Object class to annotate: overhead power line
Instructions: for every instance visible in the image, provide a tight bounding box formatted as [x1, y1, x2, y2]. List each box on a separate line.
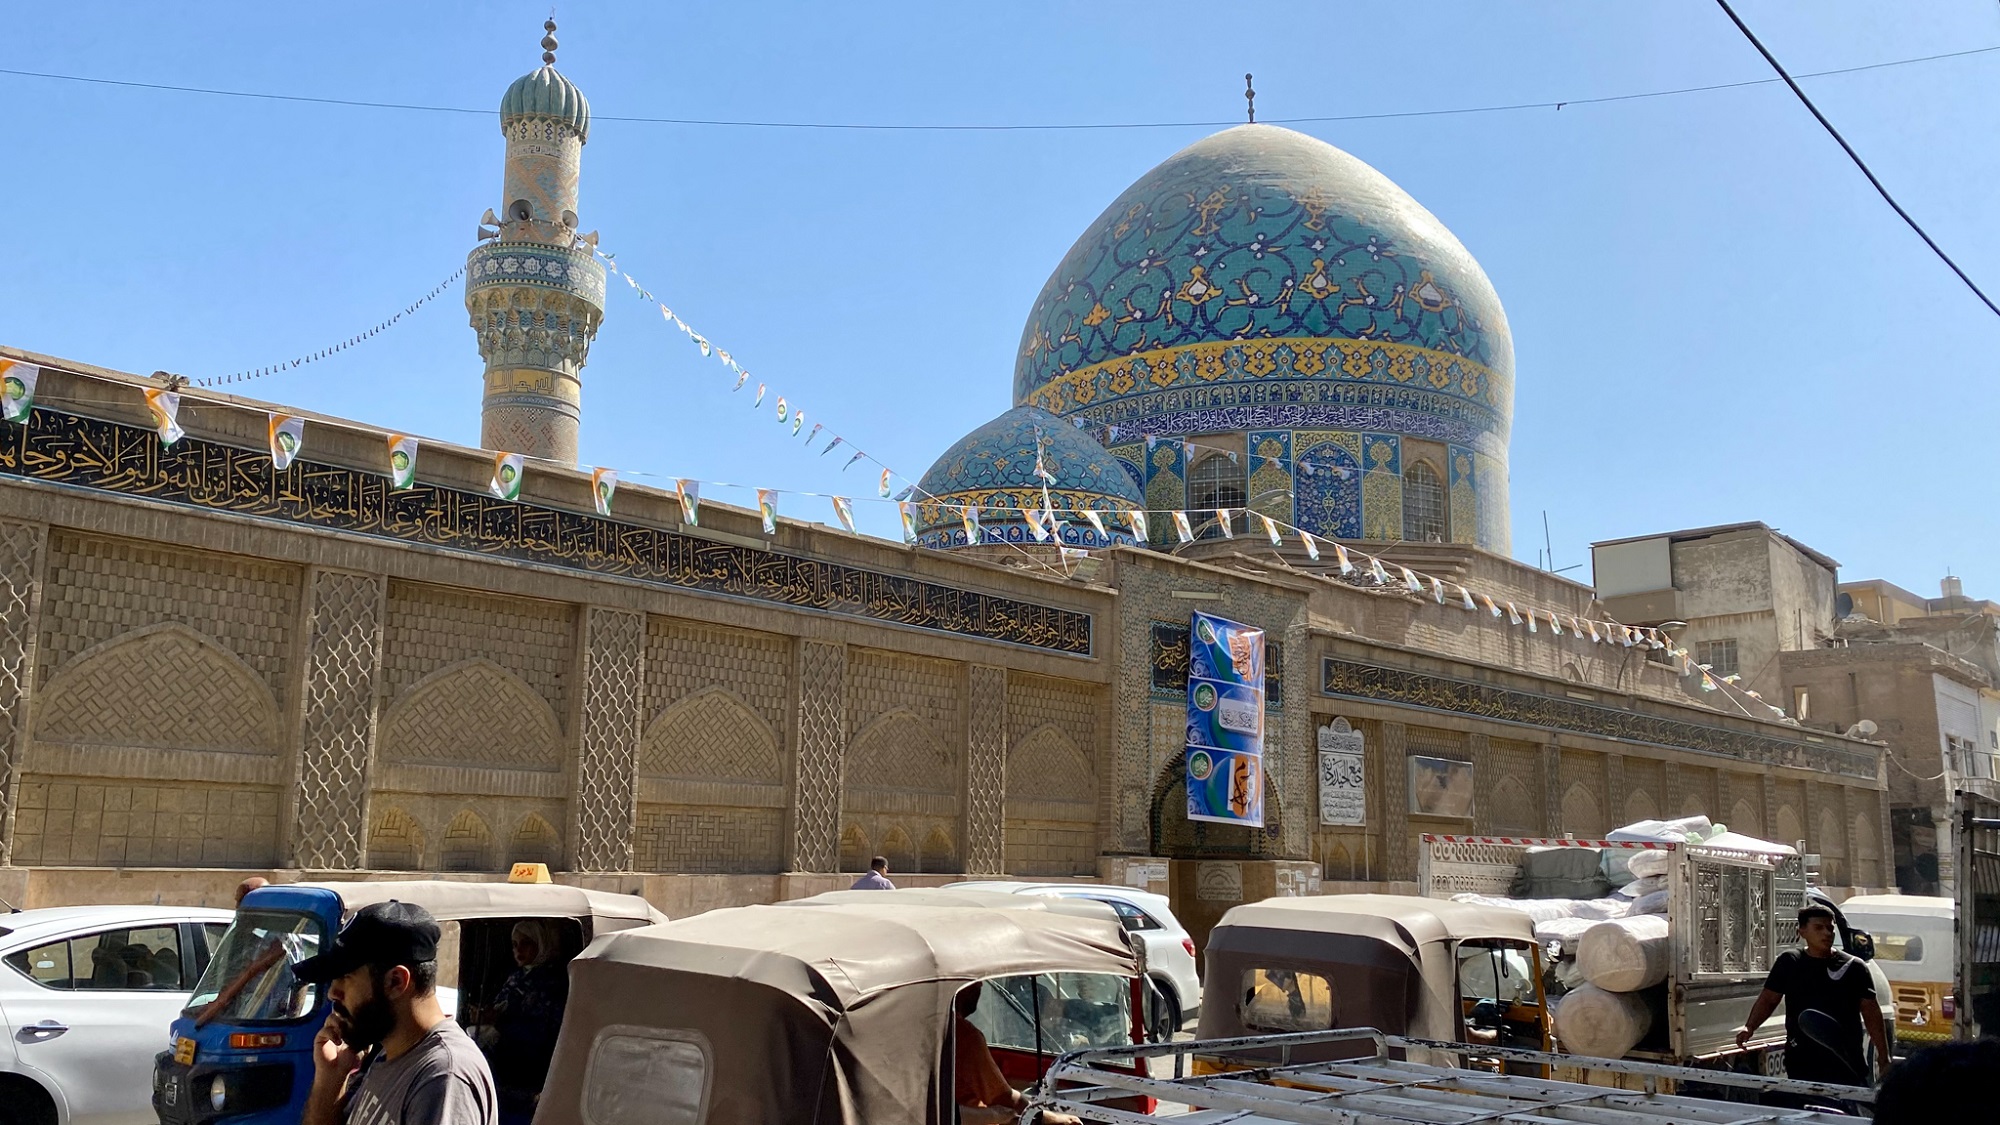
[1, 42, 1996, 131]
[1715, 0, 2000, 320]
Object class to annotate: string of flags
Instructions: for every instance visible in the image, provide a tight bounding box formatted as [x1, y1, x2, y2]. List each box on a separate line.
[192, 267, 467, 388]
[603, 259, 1359, 489]
[587, 258, 1793, 721]
[4, 265, 1789, 727]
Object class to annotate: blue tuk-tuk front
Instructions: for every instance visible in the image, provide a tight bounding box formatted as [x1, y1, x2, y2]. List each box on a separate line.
[151, 878, 663, 1125]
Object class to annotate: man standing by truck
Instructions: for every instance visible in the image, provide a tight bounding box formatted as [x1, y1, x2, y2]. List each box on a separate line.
[1734, 903, 1891, 1091]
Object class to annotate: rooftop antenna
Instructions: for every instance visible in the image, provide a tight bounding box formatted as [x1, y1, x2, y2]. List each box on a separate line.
[1244, 73, 1256, 123]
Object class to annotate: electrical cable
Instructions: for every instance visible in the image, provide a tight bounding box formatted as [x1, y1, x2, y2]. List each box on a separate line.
[0, 42, 1995, 131]
[1714, 0, 2000, 320]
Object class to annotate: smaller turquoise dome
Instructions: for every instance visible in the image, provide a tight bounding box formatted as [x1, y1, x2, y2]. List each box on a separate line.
[501, 66, 591, 141]
[914, 406, 1143, 550]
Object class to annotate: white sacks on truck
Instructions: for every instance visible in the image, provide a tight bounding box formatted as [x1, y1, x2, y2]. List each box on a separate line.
[1553, 982, 1654, 1059]
[1575, 914, 1671, 992]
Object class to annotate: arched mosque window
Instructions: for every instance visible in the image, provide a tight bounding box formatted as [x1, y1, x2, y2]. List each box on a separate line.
[1188, 453, 1247, 539]
[1404, 461, 1445, 543]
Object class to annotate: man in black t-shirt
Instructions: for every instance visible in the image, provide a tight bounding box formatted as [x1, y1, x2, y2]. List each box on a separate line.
[1734, 903, 1890, 1089]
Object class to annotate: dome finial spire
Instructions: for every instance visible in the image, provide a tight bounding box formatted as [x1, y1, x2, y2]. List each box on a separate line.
[1244, 73, 1256, 123]
[541, 15, 559, 66]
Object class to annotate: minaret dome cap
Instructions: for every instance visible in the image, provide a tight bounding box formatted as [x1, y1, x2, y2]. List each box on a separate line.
[500, 20, 591, 141]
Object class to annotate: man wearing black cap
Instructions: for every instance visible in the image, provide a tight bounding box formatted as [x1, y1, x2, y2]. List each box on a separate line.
[297, 901, 497, 1125]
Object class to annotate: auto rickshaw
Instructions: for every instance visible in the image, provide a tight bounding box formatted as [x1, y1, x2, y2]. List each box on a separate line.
[1838, 893, 1956, 1050]
[152, 877, 665, 1125]
[535, 887, 1157, 1125]
[1194, 894, 1547, 1070]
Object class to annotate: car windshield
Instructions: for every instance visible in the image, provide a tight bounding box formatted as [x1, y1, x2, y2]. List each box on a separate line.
[186, 909, 325, 1023]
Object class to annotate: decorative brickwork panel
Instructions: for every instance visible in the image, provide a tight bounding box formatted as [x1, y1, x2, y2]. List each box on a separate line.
[39, 532, 299, 697]
[791, 641, 845, 872]
[0, 520, 43, 865]
[965, 665, 1007, 876]
[645, 617, 790, 733]
[439, 809, 496, 872]
[634, 688, 786, 874]
[1007, 674, 1101, 763]
[512, 813, 561, 868]
[636, 806, 785, 874]
[32, 625, 277, 754]
[294, 571, 384, 869]
[844, 649, 964, 872]
[12, 776, 279, 867]
[572, 608, 643, 872]
[379, 660, 563, 770]
[1381, 723, 1410, 877]
[383, 581, 575, 724]
[1491, 738, 1544, 834]
[641, 690, 783, 785]
[1004, 725, 1097, 877]
[368, 805, 425, 870]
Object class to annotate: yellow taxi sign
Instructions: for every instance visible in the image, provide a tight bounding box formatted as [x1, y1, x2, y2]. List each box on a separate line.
[173, 1037, 197, 1066]
[507, 862, 552, 884]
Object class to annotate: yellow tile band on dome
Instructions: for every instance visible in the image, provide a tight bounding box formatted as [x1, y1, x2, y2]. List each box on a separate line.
[1021, 335, 1507, 416]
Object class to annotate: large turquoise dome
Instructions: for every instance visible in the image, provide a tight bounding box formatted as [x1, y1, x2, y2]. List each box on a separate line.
[1012, 124, 1514, 552]
[913, 406, 1142, 550]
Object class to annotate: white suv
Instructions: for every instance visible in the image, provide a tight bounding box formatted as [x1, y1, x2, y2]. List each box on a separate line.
[946, 881, 1201, 1039]
[1, 904, 235, 1125]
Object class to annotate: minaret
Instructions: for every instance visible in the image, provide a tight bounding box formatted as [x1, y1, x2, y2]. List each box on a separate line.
[466, 18, 606, 464]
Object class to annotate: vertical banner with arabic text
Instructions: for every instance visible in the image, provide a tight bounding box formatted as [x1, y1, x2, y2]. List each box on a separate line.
[1185, 610, 1265, 826]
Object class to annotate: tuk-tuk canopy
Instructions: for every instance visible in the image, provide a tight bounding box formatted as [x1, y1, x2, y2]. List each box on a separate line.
[280, 879, 665, 928]
[1215, 893, 1536, 959]
[1197, 894, 1536, 1047]
[537, 889, 1138, 1125]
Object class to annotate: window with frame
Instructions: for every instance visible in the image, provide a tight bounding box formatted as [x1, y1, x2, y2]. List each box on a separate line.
[1402, 460, 1446, 542]
[4, 925, 186, 990]
[1239, 968, 1334, 1032]
[1695, 639, 1739, 678]
[1084, 898, 1163, 932]
[1188, 454, 1246, 540]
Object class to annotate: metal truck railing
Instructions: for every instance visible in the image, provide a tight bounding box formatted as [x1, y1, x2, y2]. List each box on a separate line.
[1028, 1029, 1872, 1123]
[1418, 833, 1801, 1060]
[1957, 789, 2000, 1040]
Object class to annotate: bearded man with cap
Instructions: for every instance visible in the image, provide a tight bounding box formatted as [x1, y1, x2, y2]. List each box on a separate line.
[297, 901, 497, 1125]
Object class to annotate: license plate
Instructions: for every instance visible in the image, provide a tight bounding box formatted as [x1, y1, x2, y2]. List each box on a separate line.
[173, 1037, 197, 1065]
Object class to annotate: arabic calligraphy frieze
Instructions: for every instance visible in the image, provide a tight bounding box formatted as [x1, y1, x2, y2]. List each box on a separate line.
[1320, 657, 1877, 781]
[0, 409, 1092, 655]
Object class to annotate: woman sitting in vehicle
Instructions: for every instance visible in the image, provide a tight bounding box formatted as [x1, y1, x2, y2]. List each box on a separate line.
[466, 919, 571, 1125]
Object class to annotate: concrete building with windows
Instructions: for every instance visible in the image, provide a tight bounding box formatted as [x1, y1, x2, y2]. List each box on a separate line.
[1783, 575, 2000, 894]
[1591, 522, 1839, 704]
[0, 27, 1892, 923]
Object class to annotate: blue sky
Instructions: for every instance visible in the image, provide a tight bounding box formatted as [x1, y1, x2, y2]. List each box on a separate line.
[8, 2, 1999, 599]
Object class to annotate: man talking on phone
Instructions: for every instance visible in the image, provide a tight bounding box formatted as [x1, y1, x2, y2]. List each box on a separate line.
[297, 901, 497, 1125]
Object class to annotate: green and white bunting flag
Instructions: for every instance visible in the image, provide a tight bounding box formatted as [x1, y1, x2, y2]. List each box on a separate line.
[898, 501, 917, 542]
[490, 452, 524, 501]
[878, 468, 892, 499]
[962, 505, 981, 543]
[387, 434, 418, 490]
[0, 360, 38, 423]
[1128, 510, 1148, 541]
[831, 495, 856, 533]
[757, 488, 778, 534]
[144, 388, 184, 446]
[268, 413, 304, 470]
[1172, 511, 1194, 543]
[676, 479, 700, 526]
[592, 468, 617, 516]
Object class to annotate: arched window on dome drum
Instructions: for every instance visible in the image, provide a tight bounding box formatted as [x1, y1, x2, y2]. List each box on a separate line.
[1188, 453, 1247, 540]
[1403, 460, 1446, 543]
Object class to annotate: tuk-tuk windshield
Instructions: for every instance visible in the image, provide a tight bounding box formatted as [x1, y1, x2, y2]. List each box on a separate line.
[969, 972, 1135, 1054]
[185, 909, 326, 1023]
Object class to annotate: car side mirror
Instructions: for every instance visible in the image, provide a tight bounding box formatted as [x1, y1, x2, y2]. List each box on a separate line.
[1847, 929, 1876, 962]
